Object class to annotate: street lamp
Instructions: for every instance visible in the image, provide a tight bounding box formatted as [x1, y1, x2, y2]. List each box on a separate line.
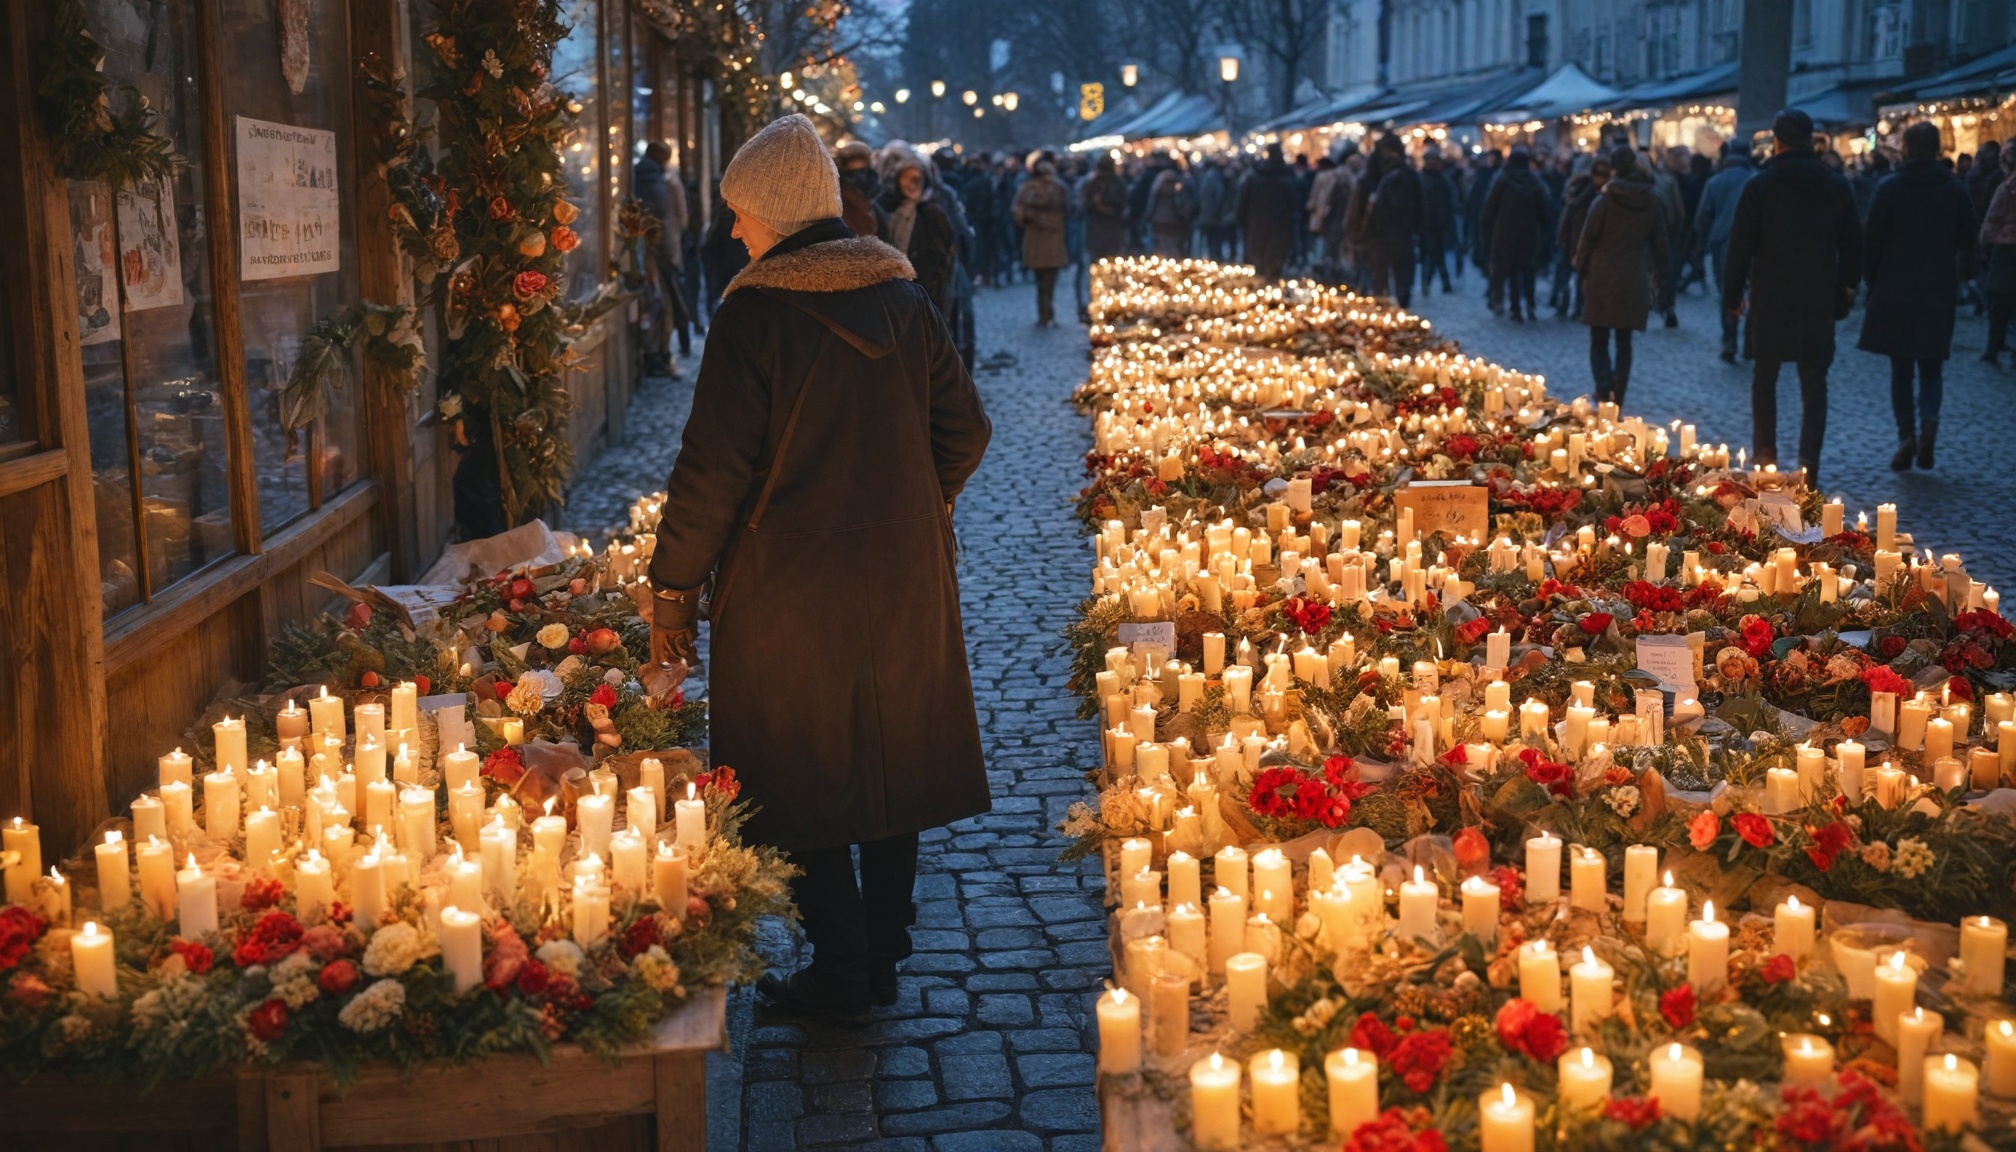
[1002, 91, 1019, 112]
[1218, 53, 1241, 144]
[990, 93, 1002, 107]
[1121, 63, 1139, 87]
[931, 79, 946, 98]
[895, 88, 911, 103]
[1218, 54, 1240, 83]
[962, 89, 978, 105]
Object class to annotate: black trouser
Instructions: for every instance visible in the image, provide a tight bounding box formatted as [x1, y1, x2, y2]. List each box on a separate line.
[1988, 290, 2016, 357]
[1709, 241, 1737, 357]
[1418, 235, 1452, 292]
[1367, 248, 1414, 307]
[1751, 356, 1831, 472]
[649, 247, 694, 360]
[1590, 327, 1634, 405]
[1034, 267, 1060, 323]
[790, 832, 920, 982]
[1888, 356, 1943, 440]
[1490, 267, 1535, 316]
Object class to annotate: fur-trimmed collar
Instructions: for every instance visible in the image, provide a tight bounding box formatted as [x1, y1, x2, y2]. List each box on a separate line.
[726, 235, 916, 296]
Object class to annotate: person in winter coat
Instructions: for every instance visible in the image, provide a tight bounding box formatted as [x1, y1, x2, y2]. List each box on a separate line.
[1128, 154, 1165, 253]
[1350, 135, 1424, 306]
[1982, 146, 2016, 367]
[1967, 141, 2005, 318]
[876, 146, 959, 323]
[1464, 149, 1501, 273]
[1480, 148, 1549, 321]
[1307, 157, 1346, 277]
[1694, 142, 1755, 362]
[1238, 143, 1302, 281]
[1857, 121, 1975, 471]
[1147, 164, 1199, 257]
[1647, 151, 1687, 326]
[1722, 109, 1862, 485]
[646, 114, 991, 1021]
[835, 141, 889, 242]
[1197, 158, 1237, 262]
[1555, 158, 1611, 320]
[634, 141, 694, 374]
[1012, 159, 1071, 325]
[957, 155, 999, 285]
[1417, 148, 1458, 294]
[1574, 149, 1668, 406]
[1082, 155, 1131, 263]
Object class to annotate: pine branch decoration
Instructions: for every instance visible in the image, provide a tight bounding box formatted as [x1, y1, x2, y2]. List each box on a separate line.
[35, 0, 178, 190]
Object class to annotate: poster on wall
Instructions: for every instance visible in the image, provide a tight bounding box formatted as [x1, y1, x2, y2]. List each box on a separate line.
[115, 176, 185, 311]
[236, 116, 341, 281]
[68, 183, 121, 346]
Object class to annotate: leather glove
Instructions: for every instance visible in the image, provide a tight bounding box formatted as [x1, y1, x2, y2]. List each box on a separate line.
[648, 582, 702, 671]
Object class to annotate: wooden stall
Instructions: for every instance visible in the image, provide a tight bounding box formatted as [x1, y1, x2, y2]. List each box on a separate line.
[0, 0, 713, 858]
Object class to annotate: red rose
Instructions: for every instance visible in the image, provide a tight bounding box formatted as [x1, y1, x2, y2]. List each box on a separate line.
[1579, 612, 1614, 635]
[1946, 676, 1975, 703]
[551, 226, 580, 253]
[1646, 508, 1679, 533]
[1247, 765, 1306, 820]
[590, 683, 618, 708]
[1878, 634, 1907, 659]
[1494, 998, 1568, 1062]
[568, 635, 588, 655]
[1350, 1011, 1400, 1058]
[1861, 665, 1911, 697]
[1805, 820, 1854, 872]
[516, 957, 551, 995]
[1775, 1088, 1837, 1144]
[489, 196, 514, 220]
[1604, 1096, 1662, 1130]
[1344, 1109, 1448, 1152]
[0, 906, 46, 971]
[508, 577, 536, 600]
[1741, 616, 1776, 658]
[620, 915, 663, 959]
[495, 681, 514, 699]
[1659, 984, 1696, 1029]
[232, 910, 305, 967]
[585, 627, 622, 655]
[249, 998, 291, 1042]
[169, 939, 214, 974]
[1733, 813, 1776, 848]
[1387, 1029, 1453, 1092]
[318, 959, 358, 996]
[513, 270, 549, 298]
[1760, 953, 1798, 984]
[241, 875, 285, 911]
[484, 746, 526, 785]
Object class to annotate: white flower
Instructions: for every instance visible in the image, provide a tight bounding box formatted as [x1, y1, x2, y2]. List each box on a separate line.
[362, 922, 437, 976]
[523, 668, 564, 699]
[1601, 786, 1641, 818]
[506, 680, 544, 715]
[535, 939, 585, 978]
[480, 49, 503, 78]
[634, 945, 681, 992]
[1893, 837, 1935, 879]
[277, 975, 320, 1010]
[604, 667, 626, 685]
[537, 623, 570, 650]
[271, 951, 315, 984]
[338, 979, 406, 1033]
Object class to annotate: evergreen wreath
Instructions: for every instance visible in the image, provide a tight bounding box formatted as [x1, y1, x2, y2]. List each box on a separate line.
[35, 0, 178, 190]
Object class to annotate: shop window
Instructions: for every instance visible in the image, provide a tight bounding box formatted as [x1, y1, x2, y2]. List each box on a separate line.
[220, 0, 362, 535]
[73, 0, 231, 617]
[555, 0, 606, 300]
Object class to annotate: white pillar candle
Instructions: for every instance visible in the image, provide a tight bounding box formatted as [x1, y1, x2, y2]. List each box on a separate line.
[363, 779, 396, 838]
[571, 875, 611, 947]
[1524, 832, 1561, 904]
[1121, 868, 1162, 911]
[70, 920, 118, 998]
[1119, 836, 1153, 879]
[212, 716, 247, 775]
[350, 848, 385, 930]
[1520, 698, 1550, 739]
[390, 681, 418, 732]
[309, 687, 345, 743]
[1837, 739, 1865, 799]
[1397, 865, 1438, 942]
[1479, 1083, 1535, 1152]
[1763, 767, 1800, 813]
[1097, 986, 1142, 1073]
[1898, 1007, 1943, 1103]
[1213, 845, 1249, 903]
[1461, 874, 1499, 944]
[1225, 951, 1268, 1031]
[1189, 1053, 1242, 1151]
[1924, 716, 1955, 767]
[576, 792, 615, 862]
[1569, 946, 1613, 1034]
[1123, 933, 1167, 1000]
[202, 770, 239, 841]
[1249, 1050, 1300, 1135]
[1563, 704, 1596, 757]
[241, 763, 278, 813]
[674, 784, 707, 857]
[1899, 697, 1932, 751]
[1774, 894, 1815, 964]
[1647, 1043, 1704, 1121]
[626, 786, 658, 843]
[93, 831, 130, 910]
[1620, 845, 1656, 924]
[1872, 950, 1918, 1045]
[1569, 847, 1605, 913]
[1326, 1047, 1379, 1136]
[176, 855, 217, 937]
[611, 829, 647, 894]
[1557, 1047, 1612, 1110]
[1986, 1020, 2016, 1097]
[1519, 940, 1562, 1012]
[1167, 902, 1207, 979]
[1688, 901, 1730, 992]
[1167, 851, 1202, 912]
[1243, 912, 1283, 965]
[653, 843, 688, 913]
[158, 748, 194, 790]
[1874, 764, 1908, 809]
[136, 837, 175, 919]
[244, 808, 281, 871]
[439, 905, 482, 994]
[1923, 1054, 1979, 1134]
[1253, 849, 1292, 922]
[399, 787, 436, 860]
[1962, 916, 2008, 996]
[1646, 873, 1687, 954]
[1781, 1034, 1834, 1084]
[295, 850, 333, 923]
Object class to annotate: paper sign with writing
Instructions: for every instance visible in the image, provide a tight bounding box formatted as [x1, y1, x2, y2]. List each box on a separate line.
[236, 117, 341, 280]
[1117, 621, 1177, 665]
[1394, 481, 1489, 543]
[1635, 634, 1698, 697]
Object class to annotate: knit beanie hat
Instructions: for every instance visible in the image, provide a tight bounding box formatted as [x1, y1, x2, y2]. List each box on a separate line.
[720, 114, 842, 236]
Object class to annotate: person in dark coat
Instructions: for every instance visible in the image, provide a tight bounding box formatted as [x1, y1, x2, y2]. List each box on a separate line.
[1465, 149, 1502, 274]
[1238, 143, 1301, 281]
[1012, 159, 1071, 325]
[1481, 148, 1548, 321]
[1574, 149, 1668, 406]
[1350, 134, 1423, 306]
[876, 146, 959, 322]
[1982, 146, 2016, 368]
[1147, 163, 1199, 257]
[835, 141, 890, 242]
[647, 115, 991, 1021]
[1081, 155, 1130, 262]
[1694, 142, 1755, 362]
[1722, 109, 1862, 485]
[1129, 153, 1165, 253]
[1858, 121, 1976, 470]
[1417, 148, 1458, 294]
[957, 155, 998, 285]
[1197, 158, 1237, 262]
[634, 141, 695, 374]
[1556, 158, 1611, 321]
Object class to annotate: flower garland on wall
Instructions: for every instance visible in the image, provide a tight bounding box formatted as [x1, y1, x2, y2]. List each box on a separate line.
[34, 0, 178, 190]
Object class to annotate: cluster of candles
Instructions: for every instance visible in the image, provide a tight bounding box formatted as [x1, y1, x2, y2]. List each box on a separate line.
[2, 691, 713, 999]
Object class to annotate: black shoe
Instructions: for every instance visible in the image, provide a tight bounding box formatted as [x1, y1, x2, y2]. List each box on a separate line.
[1982, 350, 2002, 368]
[1718, 350, 1736, 365]
[870, 962, 899, 1007]
[757, 966, 872, 1023]
[1917, 421, 1938, 469]
[1799, 461, 1819, 489]
[1891, 436, 1917, 471]
[1664, 311, 1678, 329]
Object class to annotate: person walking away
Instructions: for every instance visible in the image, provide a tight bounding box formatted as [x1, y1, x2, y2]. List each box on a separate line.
[1467, 149, 1503, 283]
[1722, 109, 1862, 486]
[957, 155, 998, 286]
[1306, 157, 1345, 278]
[1237, 143, 1301, 282]
[1680, 150, 1712, 292]
[1148, 162, 1199, 257]
[876, 146, 959, 324]
[835, 141, 889, 241]
[1197, 158, 1236, 262]
[646, 114, 992, 1021]
[1418, 148, 1458, 294]
[1694, 141, 1754, 363]
[1556, 157, 1611, 320]
[1648, 149, 1687, 326]
[1966, 141, 2004, 317]
[634, 141, 693, 376]
[1857, 121, 1974, 470]
[1574, 148, 1667, 407]
[1013, 158, 1070, 325]
[1481, 148, 1548, 321]
[1082, 155, 1130, 264]
[1354, 134, 1423, 306]
[1324, 150, 1359, 285]
[1981, 146, 2016, 368]
[1129, 153, 1165, 254]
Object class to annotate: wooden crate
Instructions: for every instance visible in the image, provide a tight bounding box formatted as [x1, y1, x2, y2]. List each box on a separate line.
[0, 986, 725, 1152]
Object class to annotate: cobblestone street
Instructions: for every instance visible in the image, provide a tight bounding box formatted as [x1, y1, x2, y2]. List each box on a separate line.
[1402, 262, 2016, 590]
[565, 281, 1108, 1151]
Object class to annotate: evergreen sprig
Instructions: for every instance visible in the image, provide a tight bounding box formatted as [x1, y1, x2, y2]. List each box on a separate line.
[35, 0, 178, 190]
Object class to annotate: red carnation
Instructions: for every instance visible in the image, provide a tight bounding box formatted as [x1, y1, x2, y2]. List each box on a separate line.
[1760, 953, 1798, 984]
[1579, 612, 1614, 635]
[1775, 1087, 1838, 1144]
[1805, 820, 1854, 872]
[495, 681, 514, 699]
[1733, 813, 1776, 848]
[484, 746, 526, 785]
[1659, 984, 1696, 1029]
[620, 915, 663, 959]
[1861, 665, 1911, 696]
[249, 997, 291, 1042]
[1455, 617, 1493, 646]
[169, 939, 214, 974]
[1344, 1109, 1448, 1152]
[508, 577, 536, 600]
[0, 906, 46, 971]
[1388, 1029, 1454, 1092]
[513, 270, 549, 298]
[1878, 634, 1908, 659]
[1494, 998, 1568, 1062]
[1604, 1096, 1662, 1130]
[1946, 676, 1975, 703]
[515, 957, 551, 995]
[317, 959, 358, 996]
[589, 683, 618, 708]
[1741, 616, 1776, 658]
[1349, 1010, 1400, 1058]
[232, 910, 305, 967]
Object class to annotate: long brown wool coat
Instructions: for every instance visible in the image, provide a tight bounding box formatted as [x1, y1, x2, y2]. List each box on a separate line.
[648, 219, 993, 851]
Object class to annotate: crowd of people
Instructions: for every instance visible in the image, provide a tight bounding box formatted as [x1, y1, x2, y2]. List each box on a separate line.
[629, 112, 2016, 487]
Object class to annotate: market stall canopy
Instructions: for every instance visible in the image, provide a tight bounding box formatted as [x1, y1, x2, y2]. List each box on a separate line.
[1601, 61, 1740, 114]
[1789, 77, 1903, 127]
[1252, 84, 1386, 134]
[1400, 66, 1547, 128]
[1482, 65, 1622, 123]
[1882, 43, 2016, 105]
[1072, 89, 1226, 148]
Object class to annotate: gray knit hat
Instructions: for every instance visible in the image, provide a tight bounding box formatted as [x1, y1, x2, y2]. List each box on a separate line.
[720, 114, 842, 236]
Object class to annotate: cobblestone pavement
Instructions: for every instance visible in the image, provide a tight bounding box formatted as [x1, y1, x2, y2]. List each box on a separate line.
[1404, 263, 2016, 589]
[564, 282, 1108, 1151]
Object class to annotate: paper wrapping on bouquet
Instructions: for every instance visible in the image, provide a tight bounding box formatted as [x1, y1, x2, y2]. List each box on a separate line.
[418, 519, 580, 587]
